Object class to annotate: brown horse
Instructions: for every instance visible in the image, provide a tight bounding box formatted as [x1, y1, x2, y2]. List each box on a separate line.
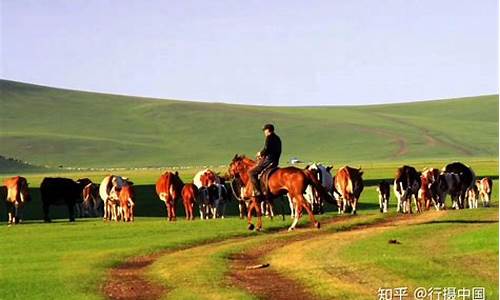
[229, 154, 334, 231]
[156, 171, 184, 221]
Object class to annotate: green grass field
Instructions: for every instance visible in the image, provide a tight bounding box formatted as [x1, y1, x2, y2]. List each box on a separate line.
[0, 80, 498, 168]
[0, 166, 497, 299]
[0, 80, 498, 299]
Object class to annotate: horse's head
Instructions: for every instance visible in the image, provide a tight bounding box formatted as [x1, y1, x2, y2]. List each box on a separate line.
[229, 154, 244, 178]
[228, 154, 255, 182]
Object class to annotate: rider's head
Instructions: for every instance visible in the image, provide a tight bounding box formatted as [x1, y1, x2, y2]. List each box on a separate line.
[262, 124, 274, 136]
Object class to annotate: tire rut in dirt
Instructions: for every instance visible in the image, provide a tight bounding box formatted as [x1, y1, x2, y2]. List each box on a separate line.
[103, 253, 166, 300]
[229, 241, 317, 300]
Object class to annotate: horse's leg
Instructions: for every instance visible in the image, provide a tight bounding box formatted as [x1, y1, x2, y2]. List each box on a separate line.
[184, 201, 189, 220]
[239, 201, 244, 219]
[287, 194, 294, 219]
[256, 199, 263, 231]
[270, 200, 275, 218]
[289, 200, 300, 231]
[247, 200, 256, 230]
[300, 195, 320, 229]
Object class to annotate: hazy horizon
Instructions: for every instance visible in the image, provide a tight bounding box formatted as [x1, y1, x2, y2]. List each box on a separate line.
[3, 1, 498, 106]
[2, 78, 498, 108]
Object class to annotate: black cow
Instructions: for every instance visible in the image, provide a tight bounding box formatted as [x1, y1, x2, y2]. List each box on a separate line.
[443, 162, 476, 209]
[40, 177, 88, 222]
[394, 165, 421, 213]
[377, 180, 391, 213]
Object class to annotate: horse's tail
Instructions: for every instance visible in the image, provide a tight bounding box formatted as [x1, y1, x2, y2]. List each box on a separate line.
[304, 169, 336, 205]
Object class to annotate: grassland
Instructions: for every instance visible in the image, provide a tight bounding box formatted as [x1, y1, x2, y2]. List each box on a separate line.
[0, 166, 497, 299]
[0, 80, 498, 299]
[1, 80, 498, 169]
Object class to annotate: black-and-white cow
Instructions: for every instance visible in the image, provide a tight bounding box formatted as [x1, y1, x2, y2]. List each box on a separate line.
[442, 162, 476, 209]
[394, 166, 421, 213]
[377, 180, 390, 213]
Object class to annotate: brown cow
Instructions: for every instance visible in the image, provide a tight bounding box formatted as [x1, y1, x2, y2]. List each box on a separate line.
[181, 183, 198, 220]
[334, 166, 364, 214]
[466, 184, 479, 209]
[418, 168, 440, 211]
[156, 171, 183, 221]
[119, 183, 135, 222]
[81, 182, 101, 217]
[477, 177, 493, 207]
[3, 176, 31, 224]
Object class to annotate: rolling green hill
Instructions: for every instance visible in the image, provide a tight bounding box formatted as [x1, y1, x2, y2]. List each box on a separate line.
[0, 79, 498, 169]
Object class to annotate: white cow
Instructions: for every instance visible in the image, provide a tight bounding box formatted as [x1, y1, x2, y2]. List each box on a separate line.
[99, 175, 126, 221]
[193, 169, 221, 219]
[288, 163, 333, 218]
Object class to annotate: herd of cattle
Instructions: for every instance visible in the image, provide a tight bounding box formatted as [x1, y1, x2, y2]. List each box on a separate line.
[0, 161, 494, 225]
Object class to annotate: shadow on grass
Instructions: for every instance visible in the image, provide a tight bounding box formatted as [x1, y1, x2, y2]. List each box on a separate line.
[423, 219, 498, 225]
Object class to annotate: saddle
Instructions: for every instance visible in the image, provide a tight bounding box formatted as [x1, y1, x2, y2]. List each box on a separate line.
[257, 166, 279, 196]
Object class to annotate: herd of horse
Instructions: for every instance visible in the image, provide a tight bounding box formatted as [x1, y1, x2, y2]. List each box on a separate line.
[1, 156, 494, 231]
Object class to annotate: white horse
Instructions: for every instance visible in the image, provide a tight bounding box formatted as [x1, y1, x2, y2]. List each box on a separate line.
[288, 163, 333, 218]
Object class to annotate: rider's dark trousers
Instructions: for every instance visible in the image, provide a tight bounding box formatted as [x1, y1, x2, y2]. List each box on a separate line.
[248, 157, 277, 193]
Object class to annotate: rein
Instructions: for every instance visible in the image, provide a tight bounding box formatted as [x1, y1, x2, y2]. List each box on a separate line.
[229, 179, 244, 202]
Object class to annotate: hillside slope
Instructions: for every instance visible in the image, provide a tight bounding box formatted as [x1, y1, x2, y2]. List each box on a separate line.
[0, 80, 498, 168]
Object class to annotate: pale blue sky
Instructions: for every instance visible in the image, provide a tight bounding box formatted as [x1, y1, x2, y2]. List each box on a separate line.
[2, 0, 498, 105]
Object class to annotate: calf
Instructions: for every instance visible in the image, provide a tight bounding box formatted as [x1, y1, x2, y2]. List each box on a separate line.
[477, 177, 493, 207]
[466, 184, 479, 209]
[119, 183, 135, 222]
[212, 183, 228, 218]
[181, 183, 198, 220]
[376, 180, 390, 213]
[419, 168, 440, 211]
[394, 165, 421, 213]
[198, 186, 213, 219]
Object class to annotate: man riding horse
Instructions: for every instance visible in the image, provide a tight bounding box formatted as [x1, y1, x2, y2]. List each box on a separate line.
[248, 124, 282, 197]
[229, 124, 334, 231]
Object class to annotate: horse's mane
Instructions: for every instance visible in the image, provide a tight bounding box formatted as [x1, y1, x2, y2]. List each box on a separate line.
[232, 154, 256, 165]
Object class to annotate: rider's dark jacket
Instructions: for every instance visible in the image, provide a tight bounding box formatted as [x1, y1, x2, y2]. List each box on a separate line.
[260, 132, 282, 164]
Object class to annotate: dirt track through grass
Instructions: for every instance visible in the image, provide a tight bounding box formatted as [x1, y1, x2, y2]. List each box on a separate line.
[104, 253, 166, 300]
[227, 211, 446, 299]
[103, 211, 447, 299]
